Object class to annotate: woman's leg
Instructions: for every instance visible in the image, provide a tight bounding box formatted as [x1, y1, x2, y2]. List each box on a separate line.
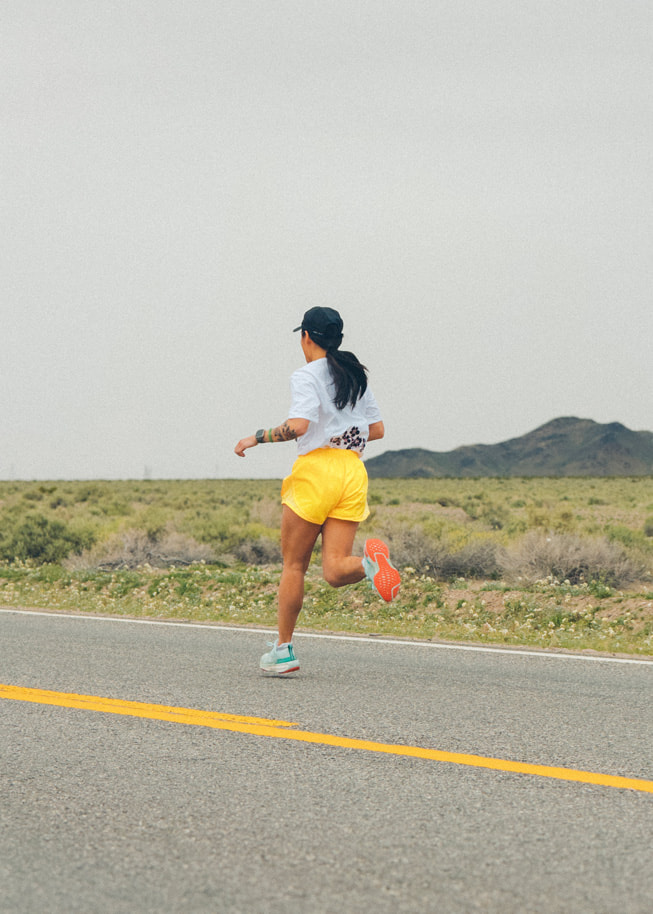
[321, 517, 367, 588]
[277, 505, 322, 644]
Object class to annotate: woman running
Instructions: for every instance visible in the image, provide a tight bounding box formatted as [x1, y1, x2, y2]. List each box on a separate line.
[234, 307, 400, 673]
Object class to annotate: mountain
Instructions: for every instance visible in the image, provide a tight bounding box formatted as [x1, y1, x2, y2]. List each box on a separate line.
[365, 418, 653, 478]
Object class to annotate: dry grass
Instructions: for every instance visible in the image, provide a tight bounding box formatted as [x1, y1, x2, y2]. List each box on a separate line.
[66, 528, 216, 570]
[502, 531, 645, 588]
[1, 477, 652, 655]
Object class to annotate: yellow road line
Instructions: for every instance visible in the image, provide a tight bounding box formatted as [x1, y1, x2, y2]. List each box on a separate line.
[0, 684, 298, 729]
[2, 683, 652, 795]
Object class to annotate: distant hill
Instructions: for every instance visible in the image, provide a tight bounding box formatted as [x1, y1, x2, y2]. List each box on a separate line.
[365, 418, 653, 478]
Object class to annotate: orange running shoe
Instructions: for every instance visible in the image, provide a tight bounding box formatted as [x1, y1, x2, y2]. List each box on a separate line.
[363, 539, 401, 602]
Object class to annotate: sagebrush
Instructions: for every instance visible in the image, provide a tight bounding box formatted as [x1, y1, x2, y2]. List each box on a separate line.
[0, 478, 651, 589]
[1, 478, 652, 655]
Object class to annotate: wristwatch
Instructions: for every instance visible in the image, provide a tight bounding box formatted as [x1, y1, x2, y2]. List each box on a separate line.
[255, 429, 266, 444]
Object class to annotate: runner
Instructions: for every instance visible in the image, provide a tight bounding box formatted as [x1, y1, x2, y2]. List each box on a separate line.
[234, 307, 400, 673]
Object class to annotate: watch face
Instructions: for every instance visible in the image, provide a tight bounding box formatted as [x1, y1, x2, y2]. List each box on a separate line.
[255, 429, 265, 443]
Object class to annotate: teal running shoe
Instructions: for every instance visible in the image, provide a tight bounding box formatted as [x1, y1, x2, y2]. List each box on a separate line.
[260, 640, 300, 674]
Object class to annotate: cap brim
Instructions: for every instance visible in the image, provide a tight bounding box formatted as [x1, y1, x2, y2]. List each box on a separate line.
[293, 325, 302, 332]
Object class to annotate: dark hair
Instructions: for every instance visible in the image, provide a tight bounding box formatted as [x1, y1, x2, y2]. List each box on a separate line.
[325, 349, 368, 410]
[303, 315, 368, 409]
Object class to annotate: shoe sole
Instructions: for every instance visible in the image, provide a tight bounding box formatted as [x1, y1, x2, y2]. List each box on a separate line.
[364, 538, 401, 602]
[260, 664, 300, 674]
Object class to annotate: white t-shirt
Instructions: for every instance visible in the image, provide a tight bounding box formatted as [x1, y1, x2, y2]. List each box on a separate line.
[288, 358, 383, 456]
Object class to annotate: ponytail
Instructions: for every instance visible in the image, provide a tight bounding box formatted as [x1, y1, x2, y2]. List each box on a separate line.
[326, 349, 368, 410]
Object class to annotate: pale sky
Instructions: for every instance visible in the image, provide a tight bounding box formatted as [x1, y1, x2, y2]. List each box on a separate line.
[2, 0, 651, 480]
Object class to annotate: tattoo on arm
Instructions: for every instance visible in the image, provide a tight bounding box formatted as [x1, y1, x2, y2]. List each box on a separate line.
[273, 422, 298, 442]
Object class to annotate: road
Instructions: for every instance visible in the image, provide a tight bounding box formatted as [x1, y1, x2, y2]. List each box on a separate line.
[1, 608, 652, 913]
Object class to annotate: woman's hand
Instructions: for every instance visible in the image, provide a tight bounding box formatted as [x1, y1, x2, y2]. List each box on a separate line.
[234, 435, 258, 457]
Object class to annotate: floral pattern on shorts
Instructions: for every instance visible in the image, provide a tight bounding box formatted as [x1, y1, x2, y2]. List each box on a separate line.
[329, 426, 367, 455]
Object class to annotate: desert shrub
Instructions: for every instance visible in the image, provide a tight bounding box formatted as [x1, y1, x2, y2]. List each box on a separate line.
[134, 506, 169, 540]
[0, 514, 95, 564]
[233, 536, 282, 565]
[74, 484, 108, 504]
[184, 511, 249, 550]
[480, 504, 509, 530]
[378, 525, 443, 573]
[552, 509, 576, 532]
[439, 539, 503, 578]
[22, 489, 44, 502]
[378, 524, 502, 579]
[605, 524, 651, 551]
[66, 527, 216, 570]
[459, 494, 510, 530]
[503, 531, 645, 588]
[98, 500, 132, 517]
[249, 497, 282, 528]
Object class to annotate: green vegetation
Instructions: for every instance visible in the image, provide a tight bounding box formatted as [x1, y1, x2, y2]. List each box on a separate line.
[1, 477, 652, 656]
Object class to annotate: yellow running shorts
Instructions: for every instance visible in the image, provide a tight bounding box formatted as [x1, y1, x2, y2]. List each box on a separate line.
[281, 448, 370, 525]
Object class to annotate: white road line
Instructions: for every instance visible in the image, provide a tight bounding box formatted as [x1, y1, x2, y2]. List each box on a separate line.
[1, 606, 651, 666]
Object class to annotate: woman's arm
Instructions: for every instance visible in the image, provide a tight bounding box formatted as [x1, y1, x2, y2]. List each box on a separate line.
[234, 417, 310, 458]
[368, 420, 385, 442]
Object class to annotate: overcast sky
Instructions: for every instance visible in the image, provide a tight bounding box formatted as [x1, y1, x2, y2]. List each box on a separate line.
[2, 1, 651, 480]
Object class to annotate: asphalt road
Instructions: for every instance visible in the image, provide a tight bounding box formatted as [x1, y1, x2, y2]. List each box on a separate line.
[1, 608, 652, 914]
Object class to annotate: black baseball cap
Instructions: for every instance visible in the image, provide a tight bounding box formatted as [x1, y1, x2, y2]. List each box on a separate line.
[293, 307, 344, 341]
